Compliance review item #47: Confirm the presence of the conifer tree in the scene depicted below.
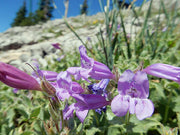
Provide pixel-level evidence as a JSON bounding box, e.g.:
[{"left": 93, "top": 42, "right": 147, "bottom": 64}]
[
  {"left": 11, "top": 1, "right": 27, "bottom": 27},
  {"left": 80, "top": 0, "right": 88, "bottom": 15},
  {"left": 35, "top": 0, "right": 54, "bottom": 22}
]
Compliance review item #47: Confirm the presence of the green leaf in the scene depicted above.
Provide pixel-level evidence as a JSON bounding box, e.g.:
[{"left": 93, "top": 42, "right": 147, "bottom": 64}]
[
  {"left": 85, "top": 127, "right": 101, "bottom": 135},
  {"left": 177, "top": 113, "right": 180, "bottom": 129},
  {"left": 172, "top": 96, "right": 180, "bottom": 112},
  {"left": 16, "top": 108, "right": 29, "bottom": 119},
  {"left": 108, "top": 125, "right": 126, "bottom": 135},
  {"left": 129, "top": 115, "right": 161, "bottom": 133},
  {"left": 166, "top": 82, "right": 180, "bottom": 90},
  {"left": 30, "top": 107, "right": 41, "bottom": 119},
  {"left": 150, "top": 82, "right": 165, "bottom": 98},
  {"left": 22, "top": 96, "right": 32, "bottom": 107},
  {"left": 20, "top": 131, "right": 34, "bottom": 135}
]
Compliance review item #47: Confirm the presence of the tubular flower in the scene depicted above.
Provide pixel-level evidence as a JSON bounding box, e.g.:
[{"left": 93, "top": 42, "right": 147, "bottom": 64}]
[
  {"left": 63, "top": 93, "right": 110, "bottom": 123},
  {"left": 0, "top": 62, "right": 41, "bottom": 91},
  {"left": 67, "top": 45, "right": 115, "bottom": 82},
  {"left": 56, "top": 71, "right": 84, "bottom": 101},
  {"left": 51, "top": 43, "right": 61, "bottom": 50},
  {"left": 88, "top": 79, "right": 110, "bottom": 96},
  {"left": 31, "top": 61, "right": 58, "bottom": 82},
  {"left": 111, "top": 70, "right": 154, "bottom": 120},
  {"left": 143, "top": 63, "right": 180, "bottom": 83},
  {"left": 88, "top": 79, "right": 110, "bottom": 114}
]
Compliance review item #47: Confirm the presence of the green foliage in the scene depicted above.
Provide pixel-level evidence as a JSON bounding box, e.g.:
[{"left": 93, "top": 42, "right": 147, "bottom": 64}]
[
  {"left": 3, "top": 0, "right": 180, "bottom": 134},
  {"left": 11, "top": 0, "right": 54, "bottom": 27},
  {"left": 11, "top": 1, "right": 27, "bottom": 27},
  {"left": 81, "top": 0, "right": 88, "bottom": 15},
  {"left": 35, "top": 0, "right": 54, "bottom": 22}
]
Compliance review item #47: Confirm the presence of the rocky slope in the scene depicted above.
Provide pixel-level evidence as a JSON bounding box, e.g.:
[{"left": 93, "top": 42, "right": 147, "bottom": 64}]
[{"left": 0, "top": 0, "right": 179, "bottom": 68}]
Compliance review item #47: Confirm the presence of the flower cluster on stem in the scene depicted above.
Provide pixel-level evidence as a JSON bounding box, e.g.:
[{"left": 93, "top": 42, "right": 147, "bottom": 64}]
[{"left": 1, "top": 45, "right": 180, "bottom": 133}]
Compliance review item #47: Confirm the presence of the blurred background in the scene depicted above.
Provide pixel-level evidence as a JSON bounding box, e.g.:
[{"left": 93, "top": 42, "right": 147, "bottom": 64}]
[{"left": 0, "top": 0, "right": 148, "bottom": 33}]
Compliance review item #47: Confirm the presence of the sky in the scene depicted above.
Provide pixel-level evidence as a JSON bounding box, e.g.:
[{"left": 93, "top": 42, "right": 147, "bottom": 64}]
[{"left": 0, "top": 0, "right": 148, "bottom": 33}]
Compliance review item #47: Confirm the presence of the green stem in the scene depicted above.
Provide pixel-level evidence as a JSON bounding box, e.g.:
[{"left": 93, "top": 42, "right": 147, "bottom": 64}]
[
  {"left": 60, "top": 110, "right": 64, "bottom": 130},
  {"left": 93, "top": 110, "right": 100, "bottom": 126},
  {"left": 125, "top": 111, "right": 130, "bottom": 135},
  {"left": 119, "top": 10, "right": 131, "bottom": 59},
  {"left": 125, "top": 111, "right": 130, "bottom": 125},
  {"left": 163, "top": 91, "right": 172, "bottom": 124}
]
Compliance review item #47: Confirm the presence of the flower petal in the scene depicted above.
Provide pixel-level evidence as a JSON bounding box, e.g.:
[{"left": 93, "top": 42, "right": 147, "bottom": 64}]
[
  {"left": 41, "top": 70, "right": 58, "bottom": 81},
  {"left": 71, "top": 81, "right": 84, "bottom": 94},
  {"left": 57, "top": 71, "right": 72, "bottom": 90},
  {"left": 135, "top": 99, "right": 154, "bottom": 120},
  {"left": 129, "top": 97, "right": 136, "bottom": 114},
  {"left": 56, "top": 88, "right": 71, "bottom": 101},
  {"left": 111, "top": 94, "right": 129, "bottom": 117},
  {"left": 90, "top": 61, "right": 115, "bottom": 80},
  {"left": 133, "top": 71, "right": 149, "bottom": 98},
  {"left": 63, "top": 103, "right": 75, "bottom": 120},
  {"left": 76, "top": 109, "right": 88, "bottom": 123},
  {"left": 0, "top": 62, "right": 41, "bottom": 91},
  {"left": 72, "top": 94, "right": 110, "bottom": 110},
  {"left": 143, "top": 63, "right": 180, "bottom": 83},
  {"left": 118, "top": 70, "right": 134, "bottom": 95},
  {"left": 79, "top": 45, "right": 94, "bottom": 69},
  {"left": 67, "top": 67, "right": 90, "bottom": 82}
]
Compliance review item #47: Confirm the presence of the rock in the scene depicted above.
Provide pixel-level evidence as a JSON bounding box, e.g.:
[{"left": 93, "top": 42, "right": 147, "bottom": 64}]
[
  {"left": 9, "top": 59, "right": 22, "bottom": 67},
  {"left": 0, "top": 2, "right": 179, "bottom": 67},
  {"left": 141, "top": 0, "right": 180, "bottom": 13},
  {"left": 19, "top": 54, "right": 30, "bottom": 62}
]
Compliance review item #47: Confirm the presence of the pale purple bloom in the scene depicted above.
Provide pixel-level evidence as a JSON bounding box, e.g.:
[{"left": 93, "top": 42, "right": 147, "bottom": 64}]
[
  {"left": 52, "top": 43, "right": 61, "bottom": 49},
  {"left": 117, "top": 24, "right": 121, "bottom": 30},
  {"left": 67, "top": 67, "right": 91, "bottom": 82},
  {"left": 143, "top": 63, "right": 180, "bottom": 83},
  {"left": 13, "top": 88, "right": 19, "bottom": 93},
  {"left": 111, "top": 70, "right": 154, "bottom": 120},
  {"left": 87, "top": 37, "right": 91, "bottom": 41},
  {"left": 67, "top": 45, "right": 115, "bottom": 82},
  {"left": 126, "top": 33, "right": 131, "bottom": 39},
  {"left": 56, "top": 71, "right": 84, "bottom": 101},
  {"left": 0, "top": 62, "right": 42, "bottom": 91},
  {"left": 63, "top": 93, "right": 110, "bottom": 122},
  {"left": 31, "top": 61, "right": 58, "bottom": 82},
  {"left": 71, "top": 81, "right": 84, "bottom": 94},
  {"left": 162, "top": 26, "right": 168, "bottom": 32},
  {"left": 56, "top": 55, "right": 65, "bottom": 62},
  {"left": 35, "top": 70, "right": 58, "bottom": 82}
]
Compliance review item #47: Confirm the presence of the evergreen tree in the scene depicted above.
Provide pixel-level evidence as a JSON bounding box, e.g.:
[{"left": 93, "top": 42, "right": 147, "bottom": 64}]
[
  {"left": 20, "top": 13, "right": 36, "bottom": 26},
  {"left": 80, "top": 0, "right": 88, "bottom": 15},
  {"left": 35, "top": 0, "right": 54, "bottom": 22},
  {"left": 11, "top": 1, "right": 27, "bottom": 27}
]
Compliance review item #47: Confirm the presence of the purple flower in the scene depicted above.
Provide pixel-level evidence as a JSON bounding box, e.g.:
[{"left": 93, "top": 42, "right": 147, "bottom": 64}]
[
  {"left": 0, "top": 62, "right": 42, "bottom": 91},
  {"left": 56, "top": 55, "right": 65, "bottom": 62},
  {"left": 56, "top": 71, "right": 84, "bottom": 101},
  {"left": 67, "top": 45, "right": 115, "bottom": 81},
  {"left": 143, "top": 63, "right": 180, "bottom": 83},
  {"left": 111, "top": 70, "right": 154, "bottom": 120},
  {"left": 87, "top": 37, "right": 91, "bottom": 41},
  {"left": 13, "top": 88, "right": 19, "bottom": 93},
  {"left": 117, "top": 24, "right": 121, "bottom": 30},
  {"left": 88, "top": 79, "right": 109, "bottom": 96},
  {"left": 32, "top": 70, "right": 58, "bottom": 82},
  {"left": 63, "top": 93, "right": 110, "bottom": 122},
  {"left": 162, "top": 26, "right": 168, "bottom": 32},
  {"left": 31, "top": 61, "right": 58, "bottom": 82},
  {"left": 52, "top": 43, "right": 61, "bottom": 49},
  {"left": 88, "top": 79, "right": 110, "bottom": 114}
]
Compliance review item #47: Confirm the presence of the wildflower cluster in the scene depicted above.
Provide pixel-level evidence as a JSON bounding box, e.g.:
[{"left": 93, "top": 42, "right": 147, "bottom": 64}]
[{"left": 0, "top": 45, "right": 180, "bottom": 132}]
